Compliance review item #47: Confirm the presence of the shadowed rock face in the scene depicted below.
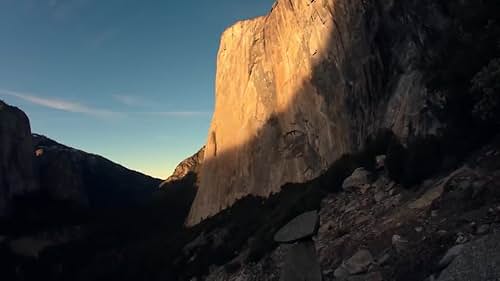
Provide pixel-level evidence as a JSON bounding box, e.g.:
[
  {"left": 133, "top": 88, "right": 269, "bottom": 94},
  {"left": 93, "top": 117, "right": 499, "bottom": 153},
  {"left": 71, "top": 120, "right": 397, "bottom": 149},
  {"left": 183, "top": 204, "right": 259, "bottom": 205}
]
[
  {"left": 187, "top": 0, "right": 449, "bottom": 225},
  {"left": 0, "top": 101, "right": 38, "bottom": 216},
  {"left": 160, "top": 146, "right": 205, "bottom": 188}
]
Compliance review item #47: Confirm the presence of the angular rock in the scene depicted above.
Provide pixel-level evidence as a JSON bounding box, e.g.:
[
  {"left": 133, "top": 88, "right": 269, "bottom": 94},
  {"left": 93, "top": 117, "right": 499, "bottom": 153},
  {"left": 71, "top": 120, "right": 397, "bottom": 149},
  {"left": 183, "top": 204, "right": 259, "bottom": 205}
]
[
  {"left": 280, "top": 240, "right": 322, "bottom": 281},
  {"left": 344, "top": 249, "right": 374, "bottom": 275},
  {"left": 439, "top": 244, "right": 465, "bottom": 269},
  {"left": 376, "top": 155, "right": 386, "bottom": 170},
  {"left": 335, "top": 249, "right": 374, "bottom": 277},
  {"left": 274, "top": 211, "right": 319, "bottom": 243},
  {"left": 334, "top": 266, "right": 351, "bottom": 280},
  {"left": 476, "top": 224, "right": 490, "bottom": 235},
  {"left": 376, "top": 251, "right": 391, "bottom": 266},
  {"left": 347, "top": 272, "right": 383, "bottom": 281},
  {"left": 438, "top": 233, "right": 500, "bottom": 281},
  {"left": 392, "top": 235, "right": 409, "bottom": 252},
  {"left": 342, "top": 168, "right": 372, "bottom": 193},
  {"left": 374, "top": 191, "right": 387, "bottom": 203},
  {"left": 372, "top": 176, "right": 390, "bottom": 192},
  {"left": 455, "top": 232, "right": 468, "bottom": 244}
]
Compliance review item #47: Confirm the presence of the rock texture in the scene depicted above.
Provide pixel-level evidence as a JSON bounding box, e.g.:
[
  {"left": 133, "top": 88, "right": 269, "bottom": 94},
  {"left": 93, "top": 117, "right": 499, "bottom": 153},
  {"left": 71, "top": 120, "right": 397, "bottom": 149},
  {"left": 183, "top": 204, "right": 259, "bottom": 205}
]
[
  {"left": 280, "top": 240, "right": 322, "bottom": 281},
  {"left": 342, "top": 168, "right": 372, "bottom": 193},
  {"left": 334, "top": 249, "right": 374, "bottom": 278},
  {"left": 438, "top": 233, "right": 500, "bottom": 281},
  {"left": 188, "top": 0, "right": 448, "bottom": 225},
  {"left": 274, "top": 211, "right": 319, "bottom": 243},
  {"left": 160, "top": 146, "right": 205, "bottom": 188},
  {"left": 0, "top": 101, "right": 38, "bottom": 216}
]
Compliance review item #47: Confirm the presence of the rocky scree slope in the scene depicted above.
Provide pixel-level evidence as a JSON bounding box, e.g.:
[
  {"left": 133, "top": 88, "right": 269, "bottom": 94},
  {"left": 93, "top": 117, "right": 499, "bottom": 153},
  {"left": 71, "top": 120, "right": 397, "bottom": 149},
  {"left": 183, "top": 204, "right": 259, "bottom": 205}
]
[
  {"left": 188, "top": 0, "right": 500, "bottom": 225},
  {"left": 203, "top": 136, "right": 500, "bottom": 281}
]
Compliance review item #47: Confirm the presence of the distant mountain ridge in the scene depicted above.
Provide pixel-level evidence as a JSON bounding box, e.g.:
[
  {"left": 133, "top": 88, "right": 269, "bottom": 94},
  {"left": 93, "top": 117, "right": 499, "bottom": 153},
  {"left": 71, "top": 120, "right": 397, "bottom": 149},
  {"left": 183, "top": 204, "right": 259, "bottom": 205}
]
[
  {"left": 32, "top": 134, "right": 161, "bottom": 210},
  {"left": 0, "top": 100, "right": 161, "bottom": 224}
]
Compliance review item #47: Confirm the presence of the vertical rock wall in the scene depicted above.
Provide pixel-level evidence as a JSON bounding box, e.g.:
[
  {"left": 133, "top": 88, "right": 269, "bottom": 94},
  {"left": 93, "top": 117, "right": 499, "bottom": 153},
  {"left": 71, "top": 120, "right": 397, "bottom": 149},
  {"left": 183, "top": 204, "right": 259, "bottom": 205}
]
[{"left": 187, "top": 0, "right": 448, "bottom": 225}]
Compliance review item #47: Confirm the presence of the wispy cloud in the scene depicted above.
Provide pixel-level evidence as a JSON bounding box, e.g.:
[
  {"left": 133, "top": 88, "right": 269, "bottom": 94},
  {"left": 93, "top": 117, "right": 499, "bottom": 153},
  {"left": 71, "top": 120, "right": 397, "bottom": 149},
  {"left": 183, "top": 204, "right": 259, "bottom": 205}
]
[
  {"left": 0, "top": 89, "right": 211, "bottom": 119},
  {"left": 112, "top": 94, "right": 154, "bottom": 108},
  {"left": 0, "top": 89, "right": 117, "bottom": 118}
]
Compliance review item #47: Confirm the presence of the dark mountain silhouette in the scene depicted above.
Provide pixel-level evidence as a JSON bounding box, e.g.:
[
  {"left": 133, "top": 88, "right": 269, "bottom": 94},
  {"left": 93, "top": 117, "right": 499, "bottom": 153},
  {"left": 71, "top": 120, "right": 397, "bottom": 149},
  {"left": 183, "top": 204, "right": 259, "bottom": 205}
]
[{"left": 33, "top": 134, "right": 160, "bottom": 210}]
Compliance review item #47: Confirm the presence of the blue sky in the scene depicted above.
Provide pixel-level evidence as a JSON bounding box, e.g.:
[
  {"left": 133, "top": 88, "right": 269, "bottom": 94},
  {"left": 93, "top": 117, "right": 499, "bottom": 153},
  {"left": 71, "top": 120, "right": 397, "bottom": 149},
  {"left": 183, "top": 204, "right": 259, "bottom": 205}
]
[{"left": 0, "top": 0, "right": 274, "bottom": 179}]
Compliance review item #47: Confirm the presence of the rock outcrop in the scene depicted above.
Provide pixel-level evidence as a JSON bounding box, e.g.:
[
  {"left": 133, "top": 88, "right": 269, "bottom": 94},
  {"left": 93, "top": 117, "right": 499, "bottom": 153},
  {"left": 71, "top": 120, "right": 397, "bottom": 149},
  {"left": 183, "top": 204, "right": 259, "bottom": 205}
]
[
  {"left": 160, "top": 146, "right": 205, "bottom": 188},
  {"left": 188, "top": 0, "right": 449, "bottom": 225},
  {"left": 342, "top": 168, "right": 372, "bottom": 193},
  {"left": 0, "top": 101, "right": 38, "bottom": 217}
]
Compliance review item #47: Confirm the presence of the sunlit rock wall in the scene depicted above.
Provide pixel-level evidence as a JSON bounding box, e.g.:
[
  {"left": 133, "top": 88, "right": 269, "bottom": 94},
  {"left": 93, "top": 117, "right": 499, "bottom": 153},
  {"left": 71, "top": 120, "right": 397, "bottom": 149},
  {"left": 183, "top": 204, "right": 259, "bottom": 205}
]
[{"left": 188, "top": 0, "right": 447, "bottom": 225}]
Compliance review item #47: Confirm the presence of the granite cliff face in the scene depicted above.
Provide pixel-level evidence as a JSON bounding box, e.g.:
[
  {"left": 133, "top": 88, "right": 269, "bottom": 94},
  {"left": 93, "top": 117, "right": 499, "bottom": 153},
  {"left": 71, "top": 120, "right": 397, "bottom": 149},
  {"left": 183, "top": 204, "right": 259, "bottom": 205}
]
[
  {"left": 0, "top": 101, "right": 38, "bottom": 217},
  {"left": 187, "top": 0, "right": 460, "bottom": 225}
]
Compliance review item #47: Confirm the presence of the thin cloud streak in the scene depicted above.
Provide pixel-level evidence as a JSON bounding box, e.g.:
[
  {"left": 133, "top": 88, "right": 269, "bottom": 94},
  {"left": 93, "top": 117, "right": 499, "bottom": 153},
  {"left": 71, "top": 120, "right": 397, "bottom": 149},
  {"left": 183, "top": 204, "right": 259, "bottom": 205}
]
[
  {"left": 112, "top": 94, "right": 154, "bottom": 108},
  {"left": 0, "top": 89, "right": 118, "bottom": 118},
  {"left": 0, "top": 89, "right": 210, "bottom": 118}
]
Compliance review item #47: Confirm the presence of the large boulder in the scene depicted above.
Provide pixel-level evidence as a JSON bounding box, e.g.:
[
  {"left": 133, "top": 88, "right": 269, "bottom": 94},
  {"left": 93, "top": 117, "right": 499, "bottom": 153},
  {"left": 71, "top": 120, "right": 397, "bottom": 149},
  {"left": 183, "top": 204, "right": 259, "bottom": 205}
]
[
  {"left": 334, "top": 249, "right": 375, "bottom": 279},
  {"left": 280, "top": 240, "right": 322, "bottom": 281},
  {"left": 438, "top": 233, "right": 500, "bottom": 281},
  {"left": 274, "top": 211, "right": 319, "bottom": 243},
  {"left": 342, "top": 168, "right": 372, "bottom": 193}
]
